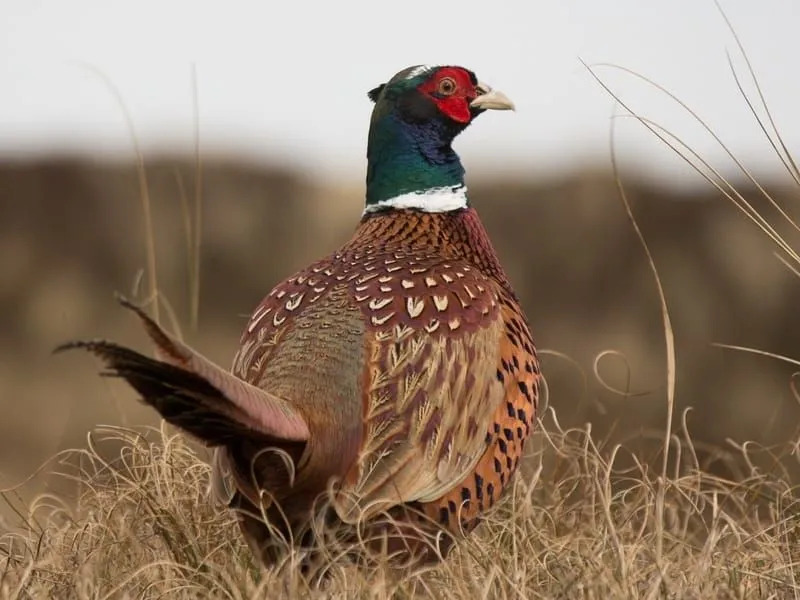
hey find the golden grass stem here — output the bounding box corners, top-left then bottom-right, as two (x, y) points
(76, 63), (161, 324)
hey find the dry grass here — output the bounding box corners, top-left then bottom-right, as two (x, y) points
(0, 408), (798, 599)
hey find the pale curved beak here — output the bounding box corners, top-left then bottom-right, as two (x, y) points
(470, 81), (515, 111)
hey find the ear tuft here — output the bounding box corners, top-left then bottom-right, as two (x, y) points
(367, 83), (386, 103)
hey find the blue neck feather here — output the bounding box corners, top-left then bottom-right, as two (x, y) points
(365, 110), (466, 207)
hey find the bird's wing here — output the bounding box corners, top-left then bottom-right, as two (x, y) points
(416, 287), (540, 530)
(332, 259), (514, 521)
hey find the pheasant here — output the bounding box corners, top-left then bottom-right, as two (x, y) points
(61, 64), (541, 568)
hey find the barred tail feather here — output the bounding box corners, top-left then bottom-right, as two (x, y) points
(55, 297), (309, 445)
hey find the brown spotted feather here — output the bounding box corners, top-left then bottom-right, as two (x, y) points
(67, 206), (539, 567)
(227, 208), (540, 547)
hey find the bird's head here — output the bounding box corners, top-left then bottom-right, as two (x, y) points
(364, 65), (514, 213)
(367, 64), (514, 131)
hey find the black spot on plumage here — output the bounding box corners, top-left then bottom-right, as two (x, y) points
(503, 427), (514, 441)
(484, 431), (493, 444)
(498, 438), (507, 454)
(493, 422), (501, 434)
(506, 402), (515, 418)
(506, 456), (513, 469)
(506, 332), (519, 347)
(516, 426), (524, 439)
(516, 408), (527, 422)
(439, 507), (449, 525)
(397, 218), (415, 239)
(448, 500), (457, 514)
(496, 368), (504, 383)
(512, 355), (519, 369)
(487, 483), (495, 499)
(461, 488), (471, 503)
(474, 474), (484, 500)
(493, 457), (502, 473)
(501, 358), (509, 371)
(525, 362), (534, 373)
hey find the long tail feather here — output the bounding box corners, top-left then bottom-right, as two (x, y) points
(55, 297), (309, 445)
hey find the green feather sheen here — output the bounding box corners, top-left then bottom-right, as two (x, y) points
(365, 70), (467, 208)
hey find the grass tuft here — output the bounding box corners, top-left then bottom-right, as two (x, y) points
(1, 412), (797, 599)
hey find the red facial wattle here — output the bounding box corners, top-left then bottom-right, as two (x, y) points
(417, 67), (477, 124)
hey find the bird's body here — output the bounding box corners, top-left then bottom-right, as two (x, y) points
(63, 64), (540, 568)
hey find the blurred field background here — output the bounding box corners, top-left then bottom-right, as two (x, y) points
(2, 158), (800, 507)
(1, 2), (800, 593)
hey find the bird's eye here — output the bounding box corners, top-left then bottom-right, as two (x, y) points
(437, 77), (457, 96)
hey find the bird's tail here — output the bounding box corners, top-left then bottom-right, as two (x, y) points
(56, 297), (309, 447)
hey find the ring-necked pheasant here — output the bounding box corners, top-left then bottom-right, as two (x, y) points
(60, 64), (541, 568)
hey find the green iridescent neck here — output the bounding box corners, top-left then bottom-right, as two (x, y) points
(365, 110), (468, 211)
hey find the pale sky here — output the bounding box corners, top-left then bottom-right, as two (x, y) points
(0, 0), (797, 186)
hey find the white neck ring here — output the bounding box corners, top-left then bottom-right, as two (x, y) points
(363, 184), (468, 215)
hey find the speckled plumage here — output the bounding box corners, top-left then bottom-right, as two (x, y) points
(230, 209), (539, 536)
(62, 64), (539, 569)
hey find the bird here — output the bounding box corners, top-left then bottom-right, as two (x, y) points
(59, 64), (541, 570)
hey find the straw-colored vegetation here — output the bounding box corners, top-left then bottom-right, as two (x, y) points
(2, 9), (800, 599)
(1, 408), (798, 599)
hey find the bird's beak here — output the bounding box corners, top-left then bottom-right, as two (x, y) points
(470, 81), (515, 111)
